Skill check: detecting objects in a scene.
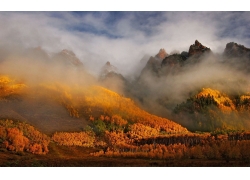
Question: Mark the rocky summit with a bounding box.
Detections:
[188,40,211,57]
[224,42,250,58]
[155,48,168,60]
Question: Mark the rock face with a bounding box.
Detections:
[100,61,118,78]
[188,40,211,57]
[155,48,168,60]
[224,42,250,58]
[140,56,161,78]
[54,49,83,67]
[161,54,187,67]
[99,61,128,95]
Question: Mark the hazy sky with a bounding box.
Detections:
[0,11,250,76]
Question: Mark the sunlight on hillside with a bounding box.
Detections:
[0,75,26,98]
[40,83,188,135]
[197,88,235,112]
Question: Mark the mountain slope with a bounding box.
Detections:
[173,88,250,132]
[43,83,188,134]
[0,75,188,135]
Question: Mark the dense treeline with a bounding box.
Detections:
[52,131,95,147]
[91,132,250,162]
[137,132,250,146]
[0,119,50,154]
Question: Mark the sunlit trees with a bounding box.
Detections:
[0,119,50,154]
[0,75,26,98]
[42,84,188,134]
[6,127,30,152]
[52,131,95,147]
[128,123,159,139]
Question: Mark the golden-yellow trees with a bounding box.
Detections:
[110,115,127,127]
[0,75,26,98]
[52,131,95,147]
[197,88,235,112]
[128,123,159,139]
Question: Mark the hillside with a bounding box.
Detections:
[1,40,250,166]
[173,88,250,132]
[41,82,188,135]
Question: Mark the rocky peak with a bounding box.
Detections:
[155,48,168,60]
[188,40,211,56]
[105,61,111,66]
[28,46,50,61]
[61,49,76,57]
[147,56,158,65]
[224,42,250,58]
[161,53,186,70]
[100,61,118,78]
[56,49,83,66]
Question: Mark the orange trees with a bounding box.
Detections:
[0,119,50,154]
[52,131,95,147]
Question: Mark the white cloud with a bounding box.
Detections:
[0,12,249,76]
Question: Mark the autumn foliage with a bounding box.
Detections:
[52,131,95,147]
[0,119,50,154]
[0,75,26,98]
[91,131,250,161]
[42,83,188,134]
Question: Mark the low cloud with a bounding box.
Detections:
[0,12,250,77]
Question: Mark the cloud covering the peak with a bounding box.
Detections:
[0,11,250,76]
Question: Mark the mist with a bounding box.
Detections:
[132,50,250,118]
[1,11,250,133]
[1,12,250,77]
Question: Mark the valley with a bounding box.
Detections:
[1,38,250,167]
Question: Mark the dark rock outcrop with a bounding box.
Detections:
[188,40,211,57]
[139,56,161,78]
[224,42,250,58]
[161,53,187,67]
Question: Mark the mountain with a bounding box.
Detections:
[52,49,84,67]
[155,48,168,60]
[0,74,188,135]
[3,40,250,166]
[98,61,129,95]
[133,40,213,108]
[129,40,250,133]
[139,56,161,79]
[139,40,211,79]
[99,61,118,78]
[137,48,168,79]
[224,42,250,58]
[0,75,89,134]
[160,53,187,75]
[172,88,250,132]
[23,46,51,63]
[188,40,211,57]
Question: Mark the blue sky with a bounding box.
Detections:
[0,11,250,76]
